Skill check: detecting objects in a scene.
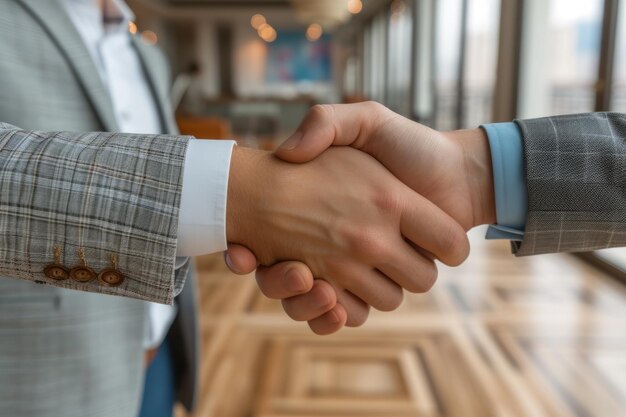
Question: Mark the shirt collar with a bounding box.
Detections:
[104,0,135,28]
[61,0,135,33]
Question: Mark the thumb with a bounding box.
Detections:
[224,243,258,275]
[275,102,384,163]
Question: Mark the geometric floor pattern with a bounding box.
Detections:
[178,227,626,417]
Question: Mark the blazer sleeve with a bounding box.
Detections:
[0,122,192,304]
[512,112,626,256]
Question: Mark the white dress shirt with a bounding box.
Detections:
[61,0,235,348]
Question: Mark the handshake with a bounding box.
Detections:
[224,102,496,334]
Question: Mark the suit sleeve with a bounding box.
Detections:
[512,112,626,256]
[0,122,192,304]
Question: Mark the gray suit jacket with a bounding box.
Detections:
[0,0,198,415]
[514,112,626,256]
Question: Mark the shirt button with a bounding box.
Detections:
[98,269,124,287]
[44,265,69,280]
[70,266,96,283]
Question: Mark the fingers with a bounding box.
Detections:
[399,192,470,266]
[337,289,370,327]
[256,261,314,299]
[224,244,258,275]
[375,237,439,294]
[276,101,390,163]
[281,279,337,321]
[281,276,368,327]
[308,304,347,335]
[330,263,403,312]
[255,265,349,334]
[254,261,372,331]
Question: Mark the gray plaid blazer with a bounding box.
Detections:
[0,1,198,415]
[514,112,626,256]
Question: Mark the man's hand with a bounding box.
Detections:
[226,145,469,332]
[227,102,495,334]
[274,102,496,230]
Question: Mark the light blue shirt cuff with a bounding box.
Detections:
[481,122,527,241]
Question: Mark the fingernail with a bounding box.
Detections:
[224,253,240,274]
[279,131,303,151]
[285,269,307,293]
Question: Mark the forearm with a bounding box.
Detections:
[226,146,273,247]
[0,123,191,304]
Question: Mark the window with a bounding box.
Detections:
[363,22,373,99]
[462,0,501,127]
[518,0,604,118]
[611,1,626,111]
[592,2,626,273]
[433,0,501,130]
[411,0,435,123]
[433,0,464,130]
[363,13,388,103]
[386,0,413,116]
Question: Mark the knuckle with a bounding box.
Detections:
[309,104,334,120]
[362,237,390,262]
[340,224,386,260]
[364,100,386,115]
[364,101,391,125]
[373,188,403,215]
[439,225,470,266]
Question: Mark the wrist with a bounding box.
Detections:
[226,147,270,244]
[446,128,496,227]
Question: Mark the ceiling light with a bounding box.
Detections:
[259,26,277,42]
[140,30,158,45]
[306,23,323,42]
[257,23,271,33]
[251,14,266,29]
[347,0,363,14]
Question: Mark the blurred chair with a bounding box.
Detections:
[231,102,281,149]
[176,115,232,140]
[342,94,369,104]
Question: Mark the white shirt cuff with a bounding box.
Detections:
[176,139,236,257]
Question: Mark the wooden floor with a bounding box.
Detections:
[179,228,626,417]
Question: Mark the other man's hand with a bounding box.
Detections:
[226,145,469,332]
[227,102,495,334]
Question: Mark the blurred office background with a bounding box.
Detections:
[126,1,626,416]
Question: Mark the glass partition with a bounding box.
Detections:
[611,1,626,111]
[518,0,604,118]
[462,0,501,127]
[386,0,414,116]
